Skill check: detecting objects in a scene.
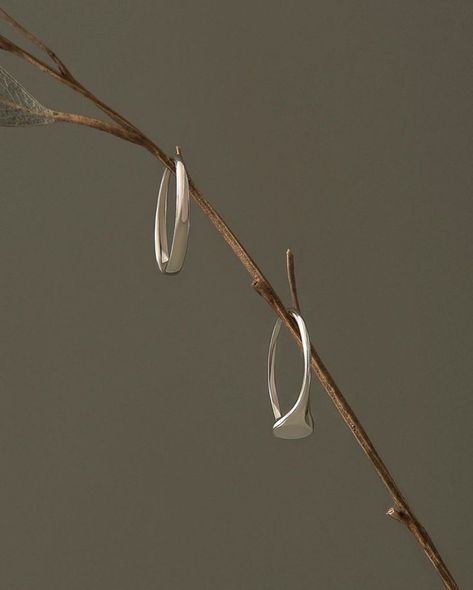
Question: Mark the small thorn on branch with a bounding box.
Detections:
[251,277,280,310]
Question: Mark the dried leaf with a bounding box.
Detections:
[0,64,55,126]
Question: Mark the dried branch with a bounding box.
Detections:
[0,9,144,136]
[51,110,141,144]
[0,8,72,77]
[0,10,459,590]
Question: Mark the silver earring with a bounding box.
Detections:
[267,309,314,439]
[154,148,190,274]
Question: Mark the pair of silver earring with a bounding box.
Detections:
[153,153,313,439]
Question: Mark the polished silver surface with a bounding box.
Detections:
[268,309,314,439]
[154,156,190,274]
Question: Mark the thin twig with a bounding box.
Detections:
[0,11,459,590]
[0,33,63,82]
[51,110,141,144]
[0,9,145,136]
[0,8,72,77]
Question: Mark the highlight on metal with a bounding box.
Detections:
[154,148,190,274]
[267,309,314,439]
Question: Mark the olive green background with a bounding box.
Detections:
[1,1,472,588]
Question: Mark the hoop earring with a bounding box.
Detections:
[267,309,314,439]
[154,149,190,274]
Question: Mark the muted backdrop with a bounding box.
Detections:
[1,1,472,588]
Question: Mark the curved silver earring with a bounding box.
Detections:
[267,310,314,439]
[154,149,190,274]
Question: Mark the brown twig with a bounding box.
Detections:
[0,11,145,136]
[51,111,141,144]
[0,8,72,77]
[0,9,459,589]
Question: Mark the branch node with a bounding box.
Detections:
[57,62,72,79]
[252,277,264,295]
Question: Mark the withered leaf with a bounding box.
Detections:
[0,65,55,126]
